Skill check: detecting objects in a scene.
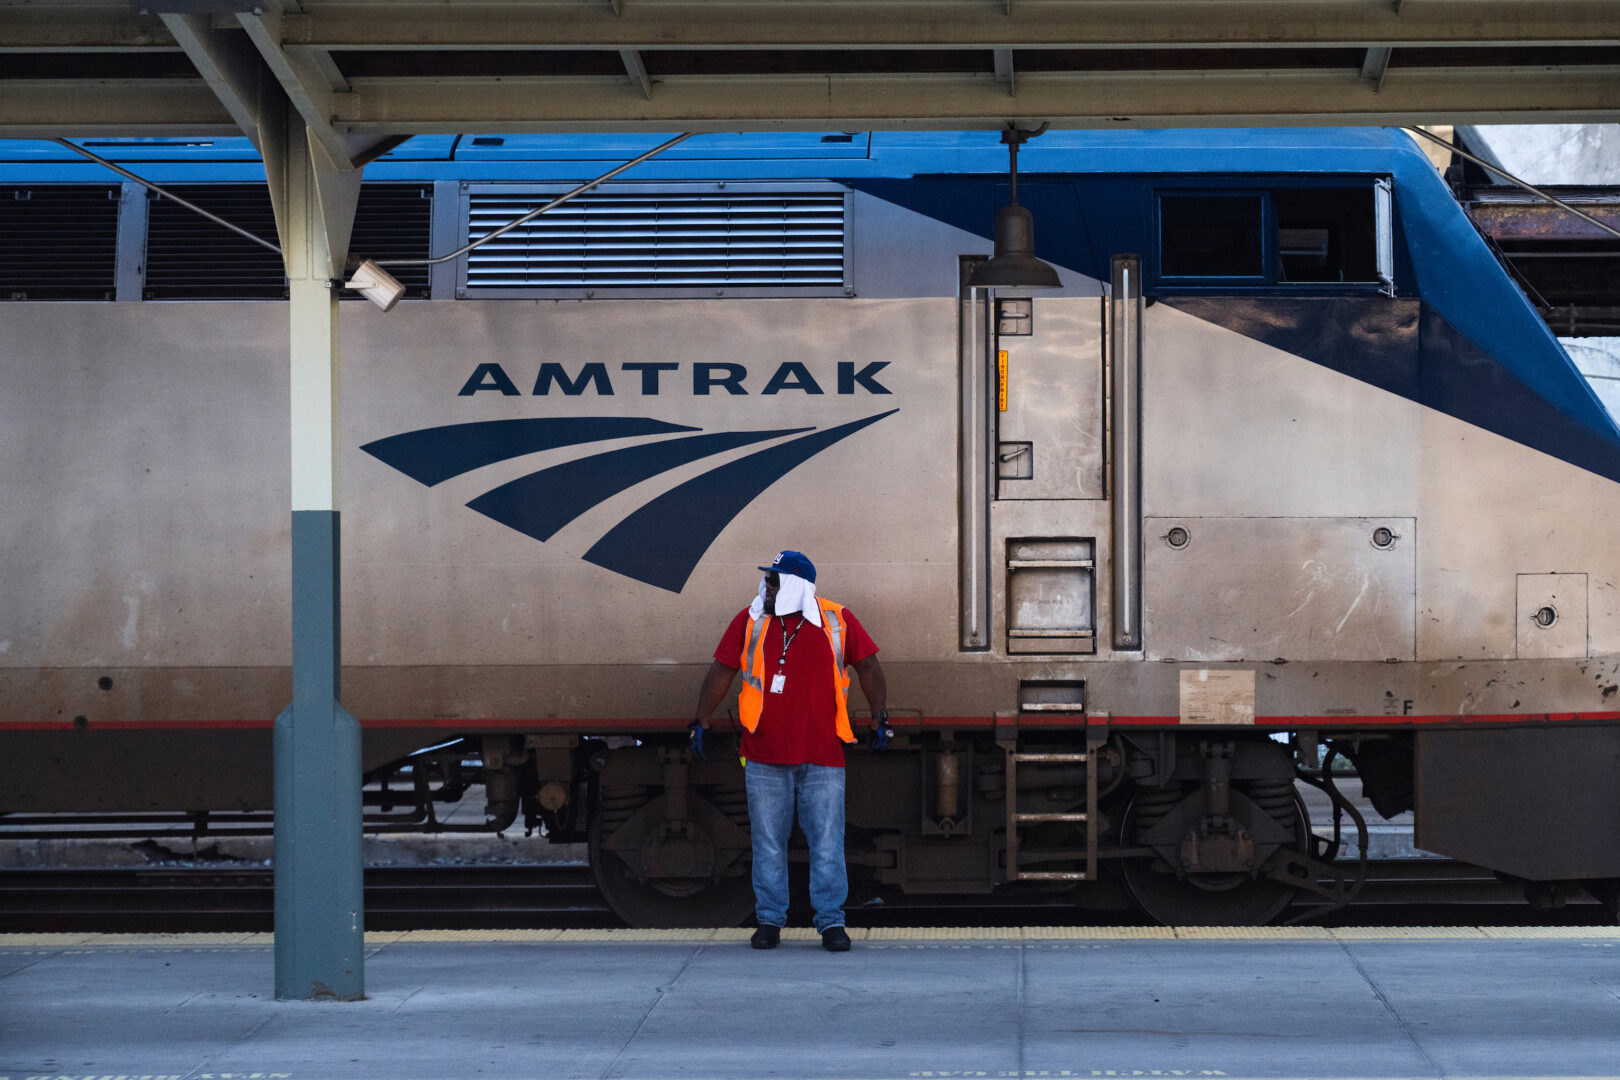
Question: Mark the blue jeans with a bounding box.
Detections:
[744,760,847,932]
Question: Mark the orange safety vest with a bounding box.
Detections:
[737,597,855,744]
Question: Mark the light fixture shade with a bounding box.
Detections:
[345,258,406,311]
[967,202,1062,289]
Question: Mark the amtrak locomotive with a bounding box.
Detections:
[3,128,1618,926]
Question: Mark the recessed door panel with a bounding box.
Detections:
[995,297,1104,501]
[1144,516,1416,662]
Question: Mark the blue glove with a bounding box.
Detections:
[688,720,706,761]
[869,710,894,751]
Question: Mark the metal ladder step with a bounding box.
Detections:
[1001,733,1100,887]
[1014,848,1094,865]
[1011,870,1088,882]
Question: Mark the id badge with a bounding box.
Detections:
[769,673,786,694]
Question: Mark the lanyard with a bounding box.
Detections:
[777,614,807,668]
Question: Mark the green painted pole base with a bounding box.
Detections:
[275,509,364,1001]
[273,699,364,1000]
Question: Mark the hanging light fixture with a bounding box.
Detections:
[967,123,1062,290]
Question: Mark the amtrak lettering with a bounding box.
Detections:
[361,410,899,592]
[458,360,892,397]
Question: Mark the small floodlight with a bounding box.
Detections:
[345,259,406,311]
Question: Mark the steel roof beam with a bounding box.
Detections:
[296,43,354,97]
[320,67,1620,132]
[620,48,654,98]
[0,79,237,136]
[0,4,172,51]
[236,5,369,170]
[1361,46,1394,92]
[12,1,1620,54]
[993,48,1016,97]
[4,63,1617,138]
[276,1,1620,50]
[156,12,274,151]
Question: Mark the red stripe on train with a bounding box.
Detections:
[6,712,1620,732]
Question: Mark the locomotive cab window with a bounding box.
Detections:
[1156,181,1395,293]
[1274,187,1380,284]
[1157,193,1265,280]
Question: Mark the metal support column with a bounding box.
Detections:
[270,117,366,1001]
[114,182,149,302]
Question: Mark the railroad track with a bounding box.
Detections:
[2,859,1611,933]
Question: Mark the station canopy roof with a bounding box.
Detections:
[3,0,1620,166]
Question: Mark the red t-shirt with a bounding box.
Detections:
[713,604,879,768]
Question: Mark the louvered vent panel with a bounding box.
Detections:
[465,191,846,288]
[341,185,432,301]
[145,184,434,300]
[0,186,120,301]
[145,185,285,299]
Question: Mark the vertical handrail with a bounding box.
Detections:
[1110,255,1144,650]
[1085,734,1100,882]
[959,260,993,651]
[1002,738,1020,881]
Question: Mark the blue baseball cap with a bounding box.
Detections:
[758,550,816,584]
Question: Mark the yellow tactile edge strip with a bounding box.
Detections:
[3,926,1617,948]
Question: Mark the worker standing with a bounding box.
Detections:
[689,550,892,952]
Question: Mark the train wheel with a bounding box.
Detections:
[1119,781,1304,926]
[588,782,756,929]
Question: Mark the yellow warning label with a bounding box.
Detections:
[997,350,1008,411]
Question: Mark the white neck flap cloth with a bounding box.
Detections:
[748,572,822,627]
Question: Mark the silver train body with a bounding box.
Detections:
[3,128,1618,924]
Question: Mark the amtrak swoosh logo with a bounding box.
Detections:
[361,411,897,592]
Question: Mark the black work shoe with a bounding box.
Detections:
[750,925,781,949]
[821,926,851,952]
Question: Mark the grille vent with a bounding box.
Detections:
[0,186,120,300]
[464,188,847,291]
[145,184,433,301]
[144,185,284,300]
[342,185,432,301]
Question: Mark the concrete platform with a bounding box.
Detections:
[4,926,1618,1080]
